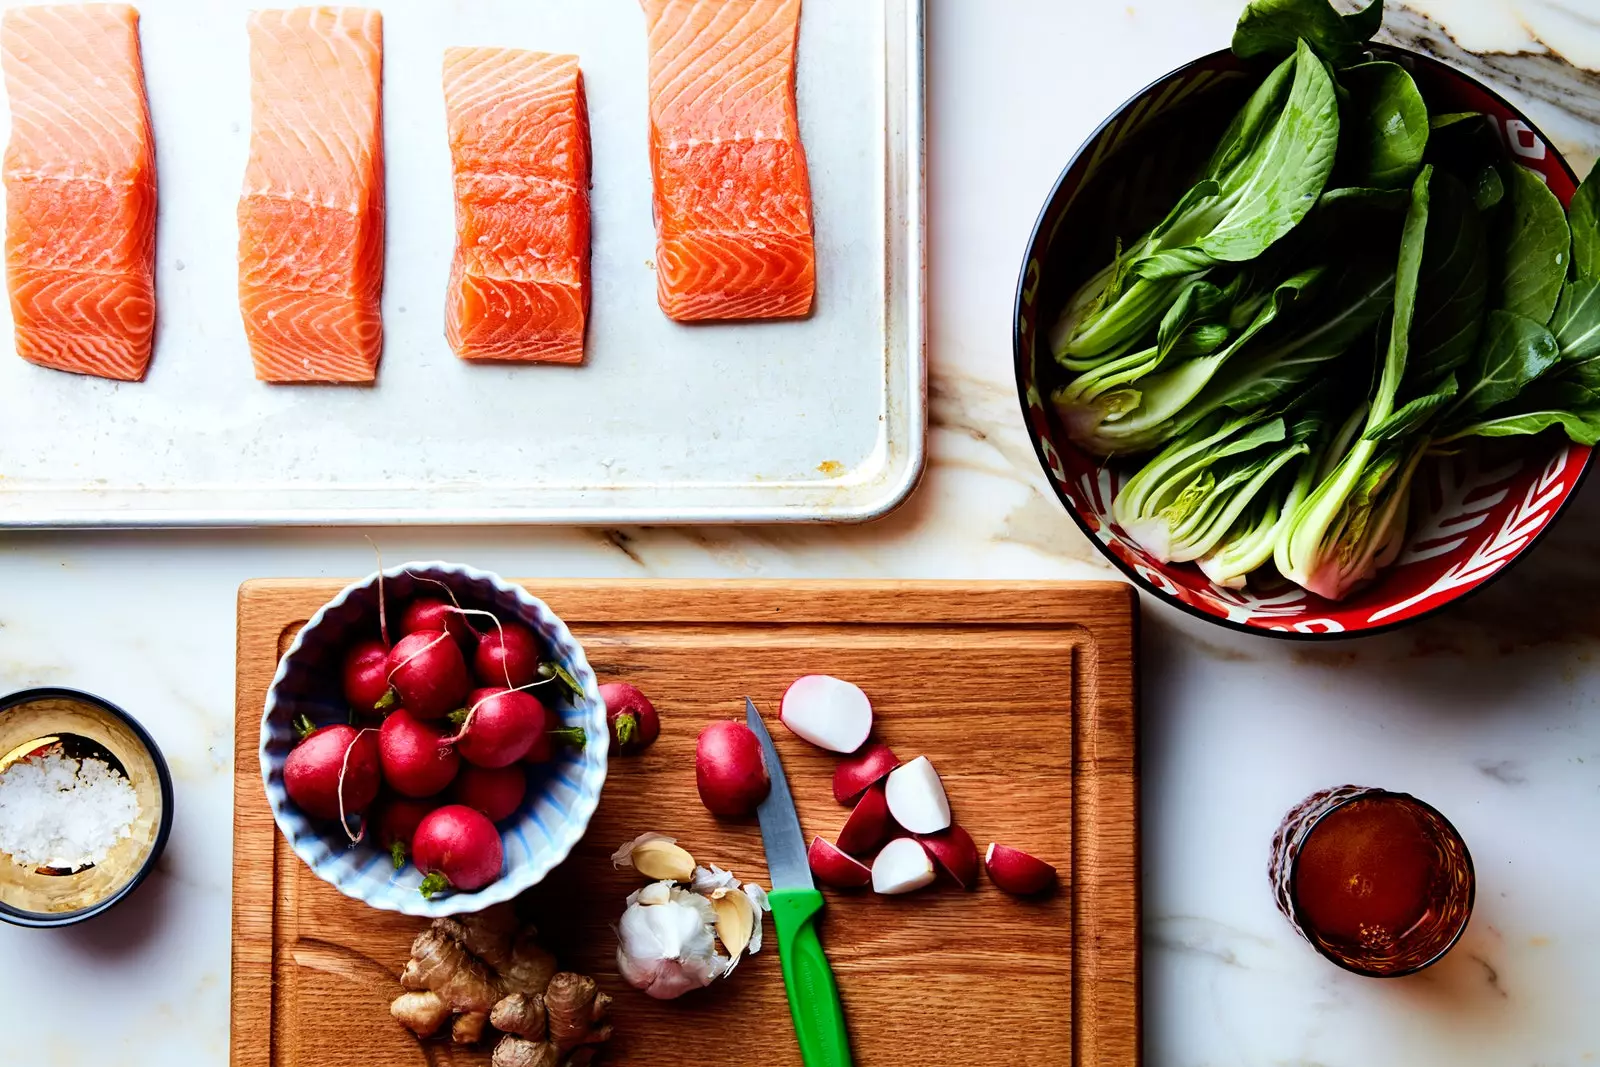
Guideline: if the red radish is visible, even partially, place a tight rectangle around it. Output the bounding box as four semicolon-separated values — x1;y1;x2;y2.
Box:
342;639;395;715
833;742;898;804
283;723;381;821
918;825;980;890
453;687;546;768
780;675;872;753
836;781;893;855
473;622;542;688
376;797;436;868
387;630;471;719
379;709;460;797
807;837;872;888
695;721;770;816
400;597;477;649
884;756;951;834
984;844;1057;896
871;836;936;895
601;682;660;754
452;764;527;823
413;804;504;897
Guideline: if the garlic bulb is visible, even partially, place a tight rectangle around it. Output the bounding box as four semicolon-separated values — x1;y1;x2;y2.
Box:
615;882;726;1000
612;849;773;999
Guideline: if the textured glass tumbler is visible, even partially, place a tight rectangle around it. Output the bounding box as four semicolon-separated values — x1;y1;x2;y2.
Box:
1269;785;1474;977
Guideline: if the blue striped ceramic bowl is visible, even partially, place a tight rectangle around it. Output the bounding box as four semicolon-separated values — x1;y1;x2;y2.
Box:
259;561;608;917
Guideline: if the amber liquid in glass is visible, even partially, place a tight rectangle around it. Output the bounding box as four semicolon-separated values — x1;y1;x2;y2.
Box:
1271;786;1474;977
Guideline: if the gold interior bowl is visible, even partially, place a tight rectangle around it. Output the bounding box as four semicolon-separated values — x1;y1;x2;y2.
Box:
0;688;173;927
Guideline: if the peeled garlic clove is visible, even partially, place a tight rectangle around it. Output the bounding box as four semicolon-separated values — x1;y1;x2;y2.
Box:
711;890;757;971
612;833;697;882
635;880;673;906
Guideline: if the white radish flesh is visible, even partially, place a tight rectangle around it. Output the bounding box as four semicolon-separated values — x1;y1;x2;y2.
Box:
870;837;936;895
780;675;873;754
883;756;951;834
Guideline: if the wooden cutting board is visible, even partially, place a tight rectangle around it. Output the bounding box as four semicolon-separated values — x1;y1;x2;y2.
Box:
232;580;1138;1067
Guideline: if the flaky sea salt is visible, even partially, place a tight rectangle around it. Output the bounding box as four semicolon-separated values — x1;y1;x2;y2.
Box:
0;751;139;868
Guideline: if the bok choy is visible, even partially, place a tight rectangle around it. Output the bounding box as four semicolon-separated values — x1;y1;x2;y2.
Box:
1050;0;1600;601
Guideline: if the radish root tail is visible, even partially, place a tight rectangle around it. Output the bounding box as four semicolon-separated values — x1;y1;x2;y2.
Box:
386;630;454;687
336;726;380;846
366;536;390;649
438;678;557;749
402;571;483;639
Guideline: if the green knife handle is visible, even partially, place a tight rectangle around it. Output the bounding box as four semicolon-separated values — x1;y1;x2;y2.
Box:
770;887;852;1067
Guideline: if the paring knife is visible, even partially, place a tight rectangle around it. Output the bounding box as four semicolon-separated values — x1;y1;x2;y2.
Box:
745;697;853;1067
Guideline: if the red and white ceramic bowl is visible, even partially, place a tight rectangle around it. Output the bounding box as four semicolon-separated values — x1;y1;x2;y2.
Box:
1014;45;1589;639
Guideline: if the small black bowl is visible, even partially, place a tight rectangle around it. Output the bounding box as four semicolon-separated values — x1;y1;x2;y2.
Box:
0;688;174;928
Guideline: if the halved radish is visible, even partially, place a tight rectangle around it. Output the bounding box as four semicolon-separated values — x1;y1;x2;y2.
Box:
984;843;1057;896
836;781;893;855
883;756;950;834
808;837;871;888
870;836;935;895
918;825;980;890
833;742;898;805
780;675;872;754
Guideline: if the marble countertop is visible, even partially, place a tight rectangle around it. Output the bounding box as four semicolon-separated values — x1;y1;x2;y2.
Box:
3;1;1599;1064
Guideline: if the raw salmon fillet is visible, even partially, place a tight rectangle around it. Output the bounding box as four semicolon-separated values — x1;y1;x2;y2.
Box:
238;7;383;383
2;4;157;381
443;48;590;363
641;0;815;321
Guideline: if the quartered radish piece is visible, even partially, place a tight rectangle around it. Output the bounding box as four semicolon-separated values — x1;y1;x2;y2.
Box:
918;825;980;890
836;781;894;855
984;843;1057;895
833;742;899;804
780;675;872;754
883;756;950;834
808;837;871;888
870;836;935;895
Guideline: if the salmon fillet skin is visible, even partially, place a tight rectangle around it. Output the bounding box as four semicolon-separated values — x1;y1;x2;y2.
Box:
238;7;384;383
443;48;590;363
1;4;157;382
641;0;815;322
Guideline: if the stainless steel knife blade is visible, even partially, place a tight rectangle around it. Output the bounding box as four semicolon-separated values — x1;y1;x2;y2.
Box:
746;697;814;891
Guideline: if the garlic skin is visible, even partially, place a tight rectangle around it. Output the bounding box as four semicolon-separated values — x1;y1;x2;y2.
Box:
615;883;728;1000
611;833;697;882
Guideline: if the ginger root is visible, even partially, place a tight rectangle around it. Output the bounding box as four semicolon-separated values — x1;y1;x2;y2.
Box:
545;973;613;1055
391;911;612;1063
493;1036;560;1067
401;926;501;1013
390;991;451;1038
490;992;547;1040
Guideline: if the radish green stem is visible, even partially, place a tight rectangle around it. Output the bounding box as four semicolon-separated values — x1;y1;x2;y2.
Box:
550;726;586;750
293;713;316;741
614;714;639;747
390;841;407;870
418;872;450;899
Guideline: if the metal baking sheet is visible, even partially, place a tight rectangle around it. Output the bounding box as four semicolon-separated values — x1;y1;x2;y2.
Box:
0;0;924;527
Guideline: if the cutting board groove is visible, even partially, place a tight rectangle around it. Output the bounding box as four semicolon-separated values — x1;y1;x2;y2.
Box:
232;579;1138;1066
